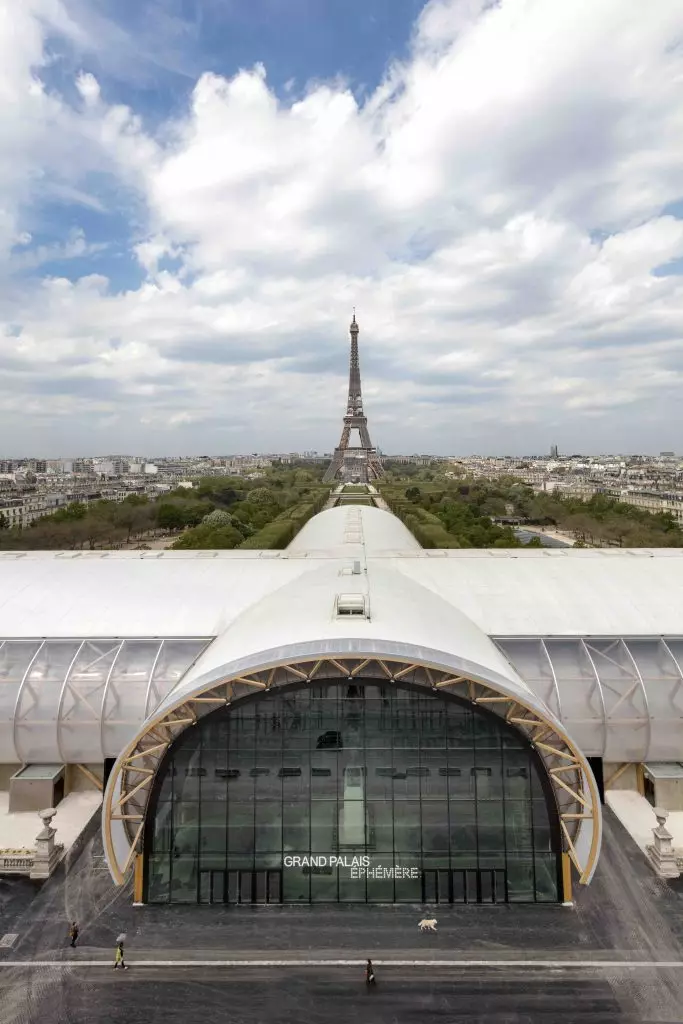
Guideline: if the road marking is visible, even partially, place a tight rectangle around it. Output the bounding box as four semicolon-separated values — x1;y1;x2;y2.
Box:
0;960;682;969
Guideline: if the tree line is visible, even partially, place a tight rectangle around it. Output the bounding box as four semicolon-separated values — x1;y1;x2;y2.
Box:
0;466;329;551
382;470;683;548
382;483;525;548
522;489;683;547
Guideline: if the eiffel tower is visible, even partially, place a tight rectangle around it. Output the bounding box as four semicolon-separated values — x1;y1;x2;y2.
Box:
323;313;384;484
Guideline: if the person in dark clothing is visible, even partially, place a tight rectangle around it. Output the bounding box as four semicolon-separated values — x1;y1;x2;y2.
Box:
69;922;79;948
365;959;376;985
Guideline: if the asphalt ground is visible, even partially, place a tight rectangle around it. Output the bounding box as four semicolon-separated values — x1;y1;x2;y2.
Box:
1;808;682;1022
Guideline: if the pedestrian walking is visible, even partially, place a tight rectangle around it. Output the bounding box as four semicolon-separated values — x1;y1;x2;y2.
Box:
113;934;129;970
68;922;79;948
365;958;376;986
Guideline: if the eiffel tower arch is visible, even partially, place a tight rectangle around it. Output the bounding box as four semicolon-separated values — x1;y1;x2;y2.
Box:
323;314;384;484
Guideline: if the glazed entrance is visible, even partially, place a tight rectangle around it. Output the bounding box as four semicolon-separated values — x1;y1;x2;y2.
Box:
144;680;562;903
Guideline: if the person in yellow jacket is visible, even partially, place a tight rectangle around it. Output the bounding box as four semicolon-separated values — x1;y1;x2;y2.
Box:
113;937;129;970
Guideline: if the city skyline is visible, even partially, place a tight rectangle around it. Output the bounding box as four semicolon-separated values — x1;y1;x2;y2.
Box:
2;0;683;457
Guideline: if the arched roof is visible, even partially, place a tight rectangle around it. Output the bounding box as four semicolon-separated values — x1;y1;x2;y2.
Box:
100;559;601;889
159;561;524;710
286;504;422;555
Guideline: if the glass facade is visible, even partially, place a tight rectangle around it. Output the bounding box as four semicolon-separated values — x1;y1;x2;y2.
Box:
0;637;211;763
145;681;562;905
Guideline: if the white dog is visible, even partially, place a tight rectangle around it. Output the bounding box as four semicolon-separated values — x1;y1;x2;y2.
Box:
418;917;437;933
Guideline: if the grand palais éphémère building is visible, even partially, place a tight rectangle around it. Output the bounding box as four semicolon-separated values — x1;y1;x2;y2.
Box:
2;502;683;907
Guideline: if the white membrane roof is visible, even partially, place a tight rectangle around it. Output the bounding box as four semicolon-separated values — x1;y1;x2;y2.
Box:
1;505;682;638
1;505;682;764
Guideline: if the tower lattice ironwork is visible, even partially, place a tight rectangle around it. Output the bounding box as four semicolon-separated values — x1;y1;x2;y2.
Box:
323;314;384;483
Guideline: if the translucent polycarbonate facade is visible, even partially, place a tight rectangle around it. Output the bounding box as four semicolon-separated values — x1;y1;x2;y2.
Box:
495;637;683;761
145;681;561;905
0;638;211;763
3;633;683;770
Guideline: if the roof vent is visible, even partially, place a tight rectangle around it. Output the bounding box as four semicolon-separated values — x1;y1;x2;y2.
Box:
335;593;369;618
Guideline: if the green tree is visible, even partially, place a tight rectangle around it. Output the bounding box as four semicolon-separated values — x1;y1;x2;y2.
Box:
113;502;138;542
249;486;277;506
156;503;187;531
52;501;87;523
172;523;244;549
83;515;113;550
202;509;233;527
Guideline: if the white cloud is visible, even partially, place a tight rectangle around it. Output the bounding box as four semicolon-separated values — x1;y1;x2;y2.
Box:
1;0;683;455
75;69;100;105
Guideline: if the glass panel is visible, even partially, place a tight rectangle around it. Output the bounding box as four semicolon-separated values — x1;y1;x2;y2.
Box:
15;641;82;762
170;856;198;902
151;804;173;853
227;871;239;903
148;853;171;903
254;871;267;904
102;640;162;757
59;640;122;762
0;641;41;759
533;853;558;902
423;870;437;903
212;871;226;903
146;639;210;715
480;870;494;903
495;640;560;718
545;640;605;755
310;865;337;903
145;679;561;905
586;639;648;761
267;871;282;903
239;871;253;903
255;803;281;851
626;639;683;760
283;858;310;903
507;859;536;902
465;869;478;903
452;870;466;903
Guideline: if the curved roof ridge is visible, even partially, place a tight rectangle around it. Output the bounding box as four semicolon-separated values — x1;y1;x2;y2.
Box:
286;504;422;555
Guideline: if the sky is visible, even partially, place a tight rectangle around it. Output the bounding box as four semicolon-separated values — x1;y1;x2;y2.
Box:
2;0;683;458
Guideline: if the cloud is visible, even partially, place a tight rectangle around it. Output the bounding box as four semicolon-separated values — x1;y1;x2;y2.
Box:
11;228;107;271
1;0;683;455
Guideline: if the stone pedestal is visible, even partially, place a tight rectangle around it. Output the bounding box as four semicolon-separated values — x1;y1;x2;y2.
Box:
646;807;680;879
30;807;64;880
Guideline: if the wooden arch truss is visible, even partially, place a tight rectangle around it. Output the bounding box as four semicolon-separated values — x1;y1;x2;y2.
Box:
103;656;600;885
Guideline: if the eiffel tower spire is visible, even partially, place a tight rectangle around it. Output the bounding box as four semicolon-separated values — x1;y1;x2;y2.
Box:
323;314;384;484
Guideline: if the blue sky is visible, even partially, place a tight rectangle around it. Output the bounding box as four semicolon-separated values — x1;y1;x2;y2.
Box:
30;0;426;295
2;0;683;456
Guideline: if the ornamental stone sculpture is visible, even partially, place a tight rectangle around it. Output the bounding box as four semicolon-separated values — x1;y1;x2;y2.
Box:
30;807;64;880
647;806;680;880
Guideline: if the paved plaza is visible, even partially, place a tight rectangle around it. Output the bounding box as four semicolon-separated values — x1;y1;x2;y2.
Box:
1;808;683;1022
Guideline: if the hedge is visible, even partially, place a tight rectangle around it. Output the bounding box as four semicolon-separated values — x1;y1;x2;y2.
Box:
238;489;329;549
383;496;460;549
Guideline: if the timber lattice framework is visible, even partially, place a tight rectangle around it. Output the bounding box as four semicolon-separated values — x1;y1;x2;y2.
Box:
103;655;600;885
